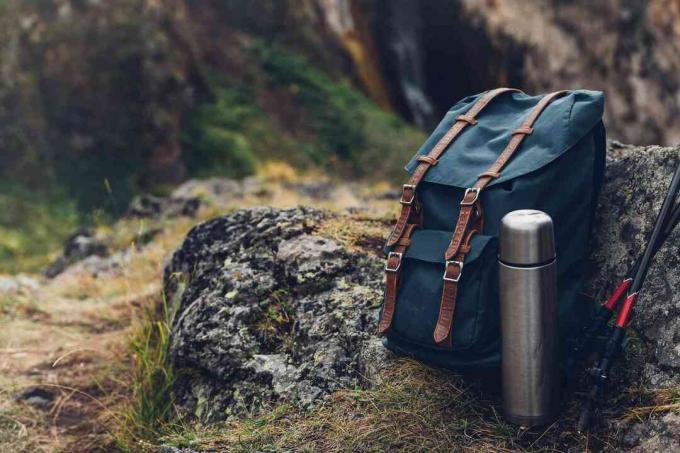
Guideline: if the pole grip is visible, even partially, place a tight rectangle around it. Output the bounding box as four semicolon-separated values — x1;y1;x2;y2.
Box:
615;293;639;328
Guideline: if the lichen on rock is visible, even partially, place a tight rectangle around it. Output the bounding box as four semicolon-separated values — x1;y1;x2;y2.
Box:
164;207;386;421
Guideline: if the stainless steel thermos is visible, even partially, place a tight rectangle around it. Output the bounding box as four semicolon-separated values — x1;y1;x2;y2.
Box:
498;209;559;426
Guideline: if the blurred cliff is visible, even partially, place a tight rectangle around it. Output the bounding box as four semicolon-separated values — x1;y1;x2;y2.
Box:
1;0;679;268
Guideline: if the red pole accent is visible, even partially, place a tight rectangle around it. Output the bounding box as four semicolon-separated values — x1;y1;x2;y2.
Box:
615;293;639;328
602;278;632;311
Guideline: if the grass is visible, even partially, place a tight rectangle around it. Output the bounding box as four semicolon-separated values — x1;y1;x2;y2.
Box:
623;387;680;422
0;185;83;273
141;360;520;452
115;294;178;450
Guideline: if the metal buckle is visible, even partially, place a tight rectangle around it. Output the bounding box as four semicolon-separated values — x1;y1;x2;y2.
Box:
460;187;480;206
399;184;416;205
443;260;464;282
385;252;403;272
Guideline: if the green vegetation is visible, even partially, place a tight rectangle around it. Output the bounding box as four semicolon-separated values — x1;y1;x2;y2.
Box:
1;35;423;273
255;43;424;180
184;43;424;182
116;295;178;450
184;85;260;178
0;185;82;273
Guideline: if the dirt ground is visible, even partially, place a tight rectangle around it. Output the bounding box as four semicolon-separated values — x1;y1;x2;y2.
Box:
0;238;166;451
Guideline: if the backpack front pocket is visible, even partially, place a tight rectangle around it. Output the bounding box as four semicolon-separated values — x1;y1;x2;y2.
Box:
387;229;499;353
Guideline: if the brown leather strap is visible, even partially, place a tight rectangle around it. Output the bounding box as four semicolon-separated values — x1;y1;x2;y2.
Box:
378;224;416;334
434;229;477;346
468;90;568;196
433;90;568;347
385;88;520;247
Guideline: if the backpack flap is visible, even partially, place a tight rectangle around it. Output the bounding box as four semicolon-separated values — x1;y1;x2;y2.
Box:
404;90;604;188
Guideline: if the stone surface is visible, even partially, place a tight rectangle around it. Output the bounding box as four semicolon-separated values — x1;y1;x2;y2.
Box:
44;230;109;278
622;412;680;452
586;144;680;381
457;0;680;146
165;207;385;421
56;250;132;279
0;274;41;294
585;143;680;450
126;194;200;219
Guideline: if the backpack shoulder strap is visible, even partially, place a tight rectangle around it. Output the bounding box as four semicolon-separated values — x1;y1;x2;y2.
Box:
434;90;569;347
385;87;520;248
379;88;520;336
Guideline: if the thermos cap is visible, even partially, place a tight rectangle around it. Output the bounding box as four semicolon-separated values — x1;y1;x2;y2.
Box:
499;210;555;265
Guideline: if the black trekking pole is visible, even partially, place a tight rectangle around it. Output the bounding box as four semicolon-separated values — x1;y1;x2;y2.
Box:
577;159;680;433
568;200;680;368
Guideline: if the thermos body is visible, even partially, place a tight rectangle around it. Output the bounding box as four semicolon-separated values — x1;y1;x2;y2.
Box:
498;210;559;426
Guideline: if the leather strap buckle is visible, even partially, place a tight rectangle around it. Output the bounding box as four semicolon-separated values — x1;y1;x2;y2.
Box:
400;184;416;205
443;260;464;282
460;188;480;206
385;252;403;273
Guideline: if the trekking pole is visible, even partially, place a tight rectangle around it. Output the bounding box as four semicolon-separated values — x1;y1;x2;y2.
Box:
568;201;680;367
577;160;680;432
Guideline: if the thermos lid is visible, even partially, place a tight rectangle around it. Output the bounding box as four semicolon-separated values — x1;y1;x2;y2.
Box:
499;210;555;265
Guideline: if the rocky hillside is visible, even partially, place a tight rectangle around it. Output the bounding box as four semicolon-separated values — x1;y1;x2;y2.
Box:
158;143;679;452
2;0;679;212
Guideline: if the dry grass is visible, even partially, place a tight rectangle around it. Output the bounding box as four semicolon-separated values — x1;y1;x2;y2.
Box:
316;213;393;257
139;359;619;453
622;387;680;422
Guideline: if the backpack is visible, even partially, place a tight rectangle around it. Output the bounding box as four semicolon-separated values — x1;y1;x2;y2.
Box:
379;88;606;372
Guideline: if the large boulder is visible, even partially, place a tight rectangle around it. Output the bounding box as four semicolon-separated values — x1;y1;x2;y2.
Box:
164;207;386;421
586;143;680;385
164;144;680;448
584;143;680;450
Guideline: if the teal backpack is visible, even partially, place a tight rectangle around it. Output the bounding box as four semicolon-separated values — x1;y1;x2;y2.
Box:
379;88;606;371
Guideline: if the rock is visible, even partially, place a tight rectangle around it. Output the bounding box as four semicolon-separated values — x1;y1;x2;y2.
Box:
171;177;242;202
56;249;131;279
286;179;336;200
15;387;55;407
586;144;680;378
126;194;200;219
0;274;41;294
171;177;267;207
584;144;680;450
622;412;680;452
165;207;384;421
454;1;680;146
44;230;109;278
